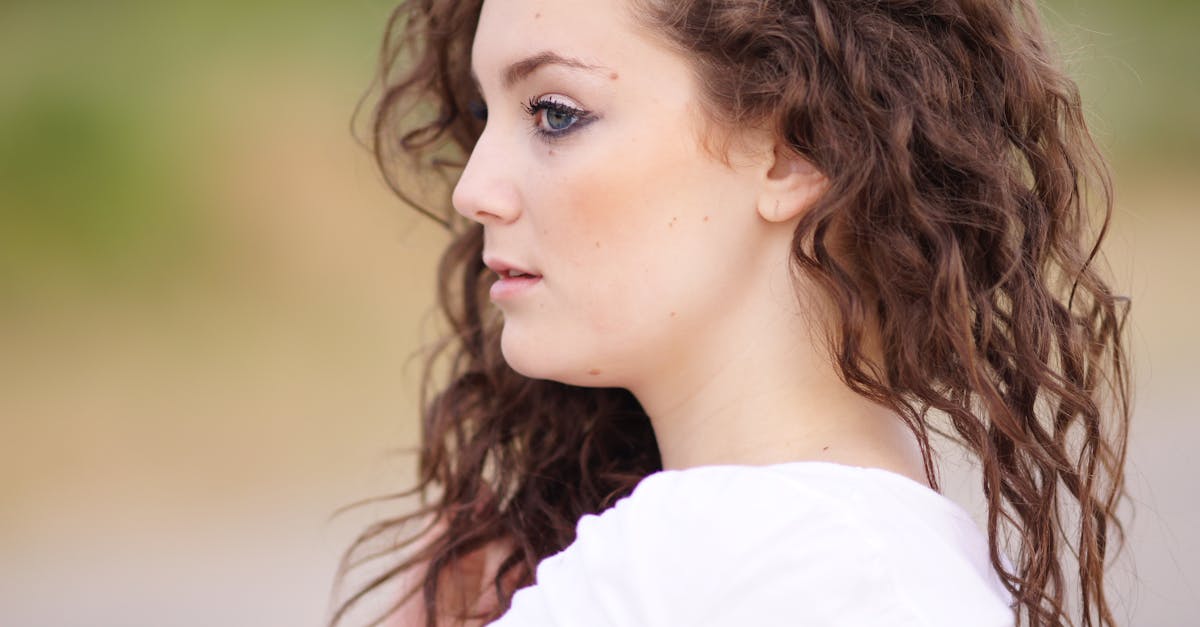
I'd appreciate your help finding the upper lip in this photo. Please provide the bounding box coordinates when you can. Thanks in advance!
[483,254,541,278]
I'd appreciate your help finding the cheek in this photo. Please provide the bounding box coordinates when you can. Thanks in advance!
[536,131,743,334]
[543,145,675,285]
[548,115,710,245]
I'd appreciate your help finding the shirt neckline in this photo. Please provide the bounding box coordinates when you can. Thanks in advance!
[656,459,974,522]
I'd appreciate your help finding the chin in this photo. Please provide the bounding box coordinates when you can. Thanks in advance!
[499,325,615,388]
[498,324,556,379]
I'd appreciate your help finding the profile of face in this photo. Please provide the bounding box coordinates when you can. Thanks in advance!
[454,0,824,389]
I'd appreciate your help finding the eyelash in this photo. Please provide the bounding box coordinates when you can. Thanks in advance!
[466,96,593,142]
[522,96,592,141]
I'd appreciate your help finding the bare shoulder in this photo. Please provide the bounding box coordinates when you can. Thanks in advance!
[386,515,516,627]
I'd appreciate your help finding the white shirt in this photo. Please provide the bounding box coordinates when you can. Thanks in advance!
[487,461,1016,626]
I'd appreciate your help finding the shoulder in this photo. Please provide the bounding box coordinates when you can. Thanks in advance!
[491,462,1015,627]
[387,513,516,627]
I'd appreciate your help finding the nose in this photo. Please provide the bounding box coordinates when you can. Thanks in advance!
[451,130,522,226]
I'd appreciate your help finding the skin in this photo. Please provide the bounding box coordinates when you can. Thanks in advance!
[399,0,935,622]
[456,0,929,483]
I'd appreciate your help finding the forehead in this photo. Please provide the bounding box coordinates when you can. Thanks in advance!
[471,0,721,156]
[472,0,636,81]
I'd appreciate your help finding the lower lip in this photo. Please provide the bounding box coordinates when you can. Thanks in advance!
[490,276,542,301]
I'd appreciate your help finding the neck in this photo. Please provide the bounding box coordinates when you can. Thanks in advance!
[625,257,931,488]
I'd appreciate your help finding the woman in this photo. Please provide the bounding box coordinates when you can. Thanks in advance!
[333,0,1131,625]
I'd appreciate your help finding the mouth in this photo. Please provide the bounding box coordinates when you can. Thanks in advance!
[483,254,542,280]
[490,272,542,301]
[498,269,542,279]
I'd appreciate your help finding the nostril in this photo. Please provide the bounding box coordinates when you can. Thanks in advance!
[453,188,521,225]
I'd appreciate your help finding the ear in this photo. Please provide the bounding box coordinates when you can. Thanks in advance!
[756,143,828,223]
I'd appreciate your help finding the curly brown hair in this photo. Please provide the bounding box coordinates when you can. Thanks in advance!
[331,1,1133,626]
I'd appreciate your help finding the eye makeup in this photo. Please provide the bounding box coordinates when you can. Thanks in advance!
[522,95,595,141]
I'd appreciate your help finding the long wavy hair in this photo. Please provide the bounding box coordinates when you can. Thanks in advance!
[331,1,1133,626]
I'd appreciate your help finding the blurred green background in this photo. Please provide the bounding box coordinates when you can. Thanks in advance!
[0,1,1196,625]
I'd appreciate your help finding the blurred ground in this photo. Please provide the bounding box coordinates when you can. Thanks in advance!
[0,1,1196,626]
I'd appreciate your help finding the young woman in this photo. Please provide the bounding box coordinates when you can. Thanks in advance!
[333,1,1132,625]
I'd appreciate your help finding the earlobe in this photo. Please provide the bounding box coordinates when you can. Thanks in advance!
[756,143,828,223]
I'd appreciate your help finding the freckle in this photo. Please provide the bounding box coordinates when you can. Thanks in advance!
[703,215,709,222]
[595,241,601,248]
[588,368,602,375]
[670,311,677,318]
[609,72,619,80]
[548,149,556,157]
[535,12,541,18]
[822,446,830,451]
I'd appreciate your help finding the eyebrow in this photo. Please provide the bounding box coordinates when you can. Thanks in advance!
[470,50,611,92]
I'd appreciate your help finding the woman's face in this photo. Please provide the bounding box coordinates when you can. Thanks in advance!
[454,0,785,387]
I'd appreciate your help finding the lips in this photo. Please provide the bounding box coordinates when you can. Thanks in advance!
[483,254,542,301]
[483,254,542,279]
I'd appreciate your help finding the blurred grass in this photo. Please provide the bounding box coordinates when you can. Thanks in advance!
[0,0,398,306]
[1041,0,1200,170]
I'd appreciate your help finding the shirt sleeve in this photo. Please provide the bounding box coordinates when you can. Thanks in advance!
[486,465,1013,627]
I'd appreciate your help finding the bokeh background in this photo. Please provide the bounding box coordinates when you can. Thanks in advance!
[1,1,1196,625]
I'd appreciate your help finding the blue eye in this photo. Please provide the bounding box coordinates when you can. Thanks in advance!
[543,106,575,131]
[522,96,592,140]
[467,98,488,121]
